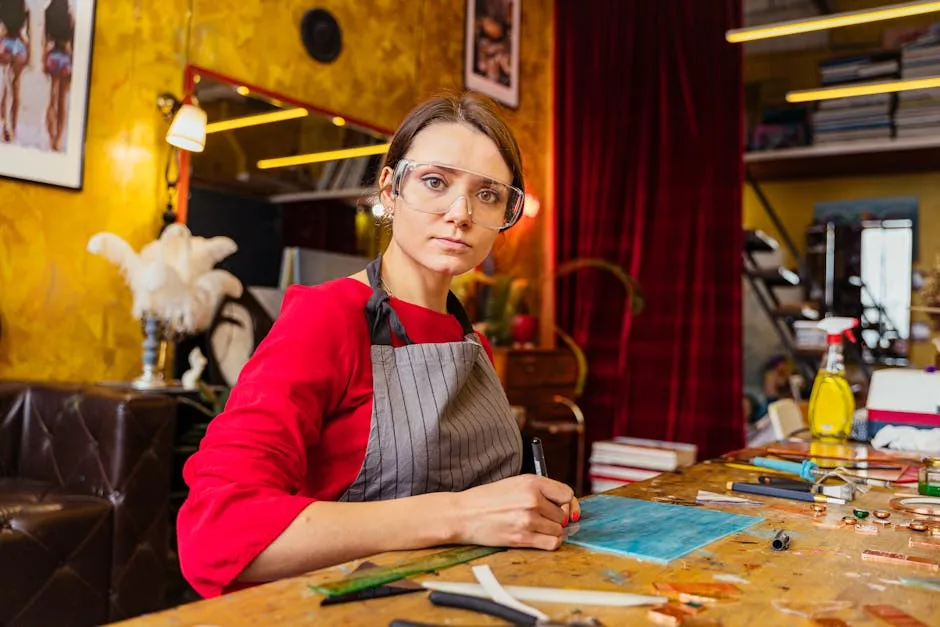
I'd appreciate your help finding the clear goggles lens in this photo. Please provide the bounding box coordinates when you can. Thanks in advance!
[393,160,523,231]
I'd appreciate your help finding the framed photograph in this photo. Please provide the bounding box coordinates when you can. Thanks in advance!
[464,0,520,109]
[0,0,96,190]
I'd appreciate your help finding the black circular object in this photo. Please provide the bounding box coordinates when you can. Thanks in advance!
[300,8,342,63]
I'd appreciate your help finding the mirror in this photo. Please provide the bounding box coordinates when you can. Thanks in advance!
[182,66,393,289]
[175,66,394,386]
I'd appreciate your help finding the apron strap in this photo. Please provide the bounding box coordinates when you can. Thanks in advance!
[446,291,475,337]
[365,255,413,346]
[364,255,476,345]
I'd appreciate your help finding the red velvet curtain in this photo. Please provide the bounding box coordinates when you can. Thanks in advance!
[554,0,745,460]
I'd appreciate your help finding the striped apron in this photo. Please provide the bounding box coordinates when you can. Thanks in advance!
[339,256,523,502]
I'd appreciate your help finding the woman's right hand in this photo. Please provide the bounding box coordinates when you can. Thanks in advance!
[452,474,579,551]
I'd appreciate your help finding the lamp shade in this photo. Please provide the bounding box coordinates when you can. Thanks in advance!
[166,103,207,152]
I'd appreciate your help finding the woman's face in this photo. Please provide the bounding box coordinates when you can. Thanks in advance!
[379,122,513,278]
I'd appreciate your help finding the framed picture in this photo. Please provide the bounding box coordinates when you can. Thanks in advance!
[0,0,96,190]
[464,0,520,109]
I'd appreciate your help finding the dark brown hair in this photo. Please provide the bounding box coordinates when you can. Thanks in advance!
[381,92,525,195]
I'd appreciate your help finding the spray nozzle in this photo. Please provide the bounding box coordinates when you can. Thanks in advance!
[817,317,858,345]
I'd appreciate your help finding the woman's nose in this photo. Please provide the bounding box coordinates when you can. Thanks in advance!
[444,195,472,226]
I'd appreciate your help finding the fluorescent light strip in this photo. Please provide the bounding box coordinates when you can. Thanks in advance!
[205,108,308,134]
[257,143,391,169]
[786,76,940,102]
[726,0,940,43]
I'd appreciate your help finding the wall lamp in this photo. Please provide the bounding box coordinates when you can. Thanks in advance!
[157,93,207,153]
[523,193,540,218]
[726,0,940,43]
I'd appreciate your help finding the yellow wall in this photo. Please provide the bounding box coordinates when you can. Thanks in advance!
[0,0,188,381]
[189,0,556,343]
[0,0,556,381]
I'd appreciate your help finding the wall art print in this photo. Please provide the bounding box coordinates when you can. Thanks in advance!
[464,0,520,108]
[0,0,95,190]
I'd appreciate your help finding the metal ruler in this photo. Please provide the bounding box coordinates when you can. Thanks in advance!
[309,546,504,598]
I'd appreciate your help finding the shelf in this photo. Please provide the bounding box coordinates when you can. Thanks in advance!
[744,136,940,181]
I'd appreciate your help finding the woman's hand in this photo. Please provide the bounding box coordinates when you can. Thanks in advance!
[453,474,581,551]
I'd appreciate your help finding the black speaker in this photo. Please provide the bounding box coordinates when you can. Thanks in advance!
[300,8,342,63]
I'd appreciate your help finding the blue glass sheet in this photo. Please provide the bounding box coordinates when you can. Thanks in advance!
[564,495,763,563]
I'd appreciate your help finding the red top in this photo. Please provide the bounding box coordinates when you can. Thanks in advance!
[177,278,493,598]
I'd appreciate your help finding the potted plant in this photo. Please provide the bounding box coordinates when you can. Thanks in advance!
[452,257,644,356]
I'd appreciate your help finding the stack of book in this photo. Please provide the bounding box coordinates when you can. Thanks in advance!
[588,437,698,494]
[896,27,940,139]
[812,52,899,145]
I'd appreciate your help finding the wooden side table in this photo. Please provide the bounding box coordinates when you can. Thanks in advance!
[492,348,587,495]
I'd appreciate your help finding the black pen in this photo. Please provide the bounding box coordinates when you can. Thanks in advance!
[757,476,813,492]
[532,437,548,477]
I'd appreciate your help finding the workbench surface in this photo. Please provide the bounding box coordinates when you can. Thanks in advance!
[113,458,940,626]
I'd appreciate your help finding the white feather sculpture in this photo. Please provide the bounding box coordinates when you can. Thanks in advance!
[88,224,243,335]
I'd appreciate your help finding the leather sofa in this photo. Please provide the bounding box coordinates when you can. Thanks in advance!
[0,382,176,626]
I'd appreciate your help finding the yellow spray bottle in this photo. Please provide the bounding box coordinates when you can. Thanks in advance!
[808,316,858,442]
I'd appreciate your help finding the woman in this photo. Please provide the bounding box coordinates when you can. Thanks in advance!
[42,0,71,151]
[178,93,581,598]
[0,0,29,143]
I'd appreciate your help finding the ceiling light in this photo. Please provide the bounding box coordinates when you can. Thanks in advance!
[332,116,346,127]
[236,86,250,96]
[786,76,940,102]
[205,108,309,133]
[257,143,391,169]
[726,0,940,43]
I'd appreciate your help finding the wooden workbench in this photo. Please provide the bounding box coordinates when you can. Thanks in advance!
[112,460,939,627]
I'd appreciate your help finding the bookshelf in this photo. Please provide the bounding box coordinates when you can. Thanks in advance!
[745,135,940,181]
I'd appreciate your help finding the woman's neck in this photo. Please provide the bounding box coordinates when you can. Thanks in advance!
[380,243,451,313]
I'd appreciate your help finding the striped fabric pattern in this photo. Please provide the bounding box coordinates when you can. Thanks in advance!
[340,336,522,502]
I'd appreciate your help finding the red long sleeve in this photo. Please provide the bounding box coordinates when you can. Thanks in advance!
[177,283,359,597]
[177,279,492,598]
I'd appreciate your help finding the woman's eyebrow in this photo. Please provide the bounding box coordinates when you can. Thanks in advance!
[417,161,511,186]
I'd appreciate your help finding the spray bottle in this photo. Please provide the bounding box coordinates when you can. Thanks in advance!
[808,317,858,442]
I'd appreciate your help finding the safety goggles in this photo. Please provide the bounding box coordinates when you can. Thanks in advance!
[391,159,524,231]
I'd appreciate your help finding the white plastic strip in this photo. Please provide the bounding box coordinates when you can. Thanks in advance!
[696,490,762,505]
[425,580,668,607]
[471,565,549,621]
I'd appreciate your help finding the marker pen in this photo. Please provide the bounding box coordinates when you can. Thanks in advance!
[532,438,548,477]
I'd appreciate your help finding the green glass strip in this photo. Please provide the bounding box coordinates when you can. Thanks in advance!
[309,545,504,598]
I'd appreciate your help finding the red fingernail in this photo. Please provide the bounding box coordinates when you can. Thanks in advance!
[572,511,580,523]
[563,514,569,527]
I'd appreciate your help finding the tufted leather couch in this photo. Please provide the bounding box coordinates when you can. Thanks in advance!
[0,382,176,627]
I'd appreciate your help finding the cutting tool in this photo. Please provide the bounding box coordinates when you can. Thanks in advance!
[389,591,603,626]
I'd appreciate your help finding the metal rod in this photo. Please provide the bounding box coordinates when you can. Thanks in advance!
[745,167,802,267]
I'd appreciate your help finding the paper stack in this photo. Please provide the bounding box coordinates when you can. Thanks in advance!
[589,437,697,494]
[896,27,940,139]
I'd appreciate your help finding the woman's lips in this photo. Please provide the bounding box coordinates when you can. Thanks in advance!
[434,237,471,251]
